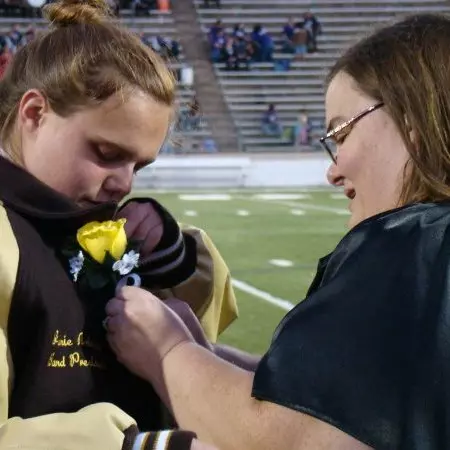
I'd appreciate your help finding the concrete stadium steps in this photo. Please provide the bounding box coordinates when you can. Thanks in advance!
[195,0,450,152]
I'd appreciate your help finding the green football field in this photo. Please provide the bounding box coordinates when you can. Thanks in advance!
[132,188,350,356]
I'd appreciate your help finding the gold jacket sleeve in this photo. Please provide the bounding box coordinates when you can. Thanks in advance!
[0,205,136,450]
[153,225,239,343]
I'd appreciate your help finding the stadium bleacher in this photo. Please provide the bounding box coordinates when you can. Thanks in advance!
[2,0,450,153]
[194,0,450,152]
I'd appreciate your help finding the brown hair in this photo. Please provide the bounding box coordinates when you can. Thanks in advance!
[0,0,176,161]
[327,14,450,205]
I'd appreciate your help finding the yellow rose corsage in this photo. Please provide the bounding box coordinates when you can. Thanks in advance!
[65,219,140,290]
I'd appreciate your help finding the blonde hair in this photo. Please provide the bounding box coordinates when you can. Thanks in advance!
[0,0,176,161]
[327,14,450,205]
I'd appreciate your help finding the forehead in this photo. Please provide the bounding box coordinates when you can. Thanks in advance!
[325,72,371,124]
[81,92,172,158]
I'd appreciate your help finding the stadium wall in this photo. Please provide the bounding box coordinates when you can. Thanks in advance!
[134,153,330,189]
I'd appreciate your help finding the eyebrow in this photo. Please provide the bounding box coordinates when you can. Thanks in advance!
[326,116,346,133]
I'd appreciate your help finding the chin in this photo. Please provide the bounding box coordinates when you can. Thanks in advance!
[347,214,362,230]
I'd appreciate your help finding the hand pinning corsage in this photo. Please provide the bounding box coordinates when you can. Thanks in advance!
[63,219,142,292]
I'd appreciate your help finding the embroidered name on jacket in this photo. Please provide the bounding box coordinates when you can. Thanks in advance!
[47,330,105,369]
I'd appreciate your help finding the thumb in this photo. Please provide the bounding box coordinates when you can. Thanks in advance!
[191,439,220,450]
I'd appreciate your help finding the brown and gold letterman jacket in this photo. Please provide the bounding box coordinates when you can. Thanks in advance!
[0,157,238,449]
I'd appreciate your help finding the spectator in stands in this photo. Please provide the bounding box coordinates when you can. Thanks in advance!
[223,35,236,70]
[291,27,308,60]
[157,35,180,60]
[6,23,23,53]
[22,25,36,45]
[261,104,283,136]
[140,31,153,47]
[251,24,274,62]
[131,0,155,16]
[203,0,220,8]
[233,23,247,40]
[208,19,223,44]
[106,0,119,15]
[223,35,250,71]
[300,11,321,53]
[179,97,201,131]
[0,0,29,18]
[0,43,12,79]
[233,35,251,70]
[282,16,296,51]
[210,28,225,62]
[294,111,311,146]
[144,34,180,61]
[200,138,218,153]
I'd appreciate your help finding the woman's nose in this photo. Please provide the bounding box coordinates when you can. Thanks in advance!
[326,161,344,187]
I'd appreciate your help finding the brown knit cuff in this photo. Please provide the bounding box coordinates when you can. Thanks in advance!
[122,425,139,450]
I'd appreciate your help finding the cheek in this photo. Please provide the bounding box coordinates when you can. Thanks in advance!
[56,160,106,199]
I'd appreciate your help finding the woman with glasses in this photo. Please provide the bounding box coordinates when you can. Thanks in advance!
[106,13,450,450]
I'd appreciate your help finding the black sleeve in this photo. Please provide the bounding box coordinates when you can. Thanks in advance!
[252,225,422,449]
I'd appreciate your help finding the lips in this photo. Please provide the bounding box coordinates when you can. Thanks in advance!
[344,187,356,200]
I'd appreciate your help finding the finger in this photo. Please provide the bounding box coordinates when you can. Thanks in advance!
[106,333,120,355]
[105,297,125,317]
[115,285,143,302]
[126,204,163,253]
[105,315,122,334]
[118,202,148,236]
[191,439,219,450]
[139,223,164,256]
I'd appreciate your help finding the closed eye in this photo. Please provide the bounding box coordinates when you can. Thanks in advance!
[93,144,124,164]
[330,129,348,145]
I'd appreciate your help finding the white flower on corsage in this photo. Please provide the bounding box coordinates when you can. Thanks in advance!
[112,250,140,276]
[69,251,85,282]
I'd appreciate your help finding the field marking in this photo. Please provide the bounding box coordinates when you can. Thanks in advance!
[231,278,295,312]
[290,209,305,216]
[239,195,349,215]
[179,194,232,201]
[237,209,250,216]
[253,193,311,200]
[269,259,294,267]
[184,210,198,216]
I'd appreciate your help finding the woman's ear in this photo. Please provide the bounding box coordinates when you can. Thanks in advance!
[17,89,48,135]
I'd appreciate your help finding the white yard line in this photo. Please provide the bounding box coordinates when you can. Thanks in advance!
[238,195,349,215]
[179,194,232,201]
[269,259,294,267]
[231,278,295,312]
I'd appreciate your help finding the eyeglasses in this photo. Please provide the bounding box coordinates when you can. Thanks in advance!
[320,102,384,164]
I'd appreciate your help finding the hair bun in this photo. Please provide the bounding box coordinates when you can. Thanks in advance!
[43,0,112,27]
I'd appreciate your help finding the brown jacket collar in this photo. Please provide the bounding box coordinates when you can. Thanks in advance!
[0,157,117,234]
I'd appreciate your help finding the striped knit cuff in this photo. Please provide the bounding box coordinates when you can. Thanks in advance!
[133,199,197,289]
[132,430,197,450]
